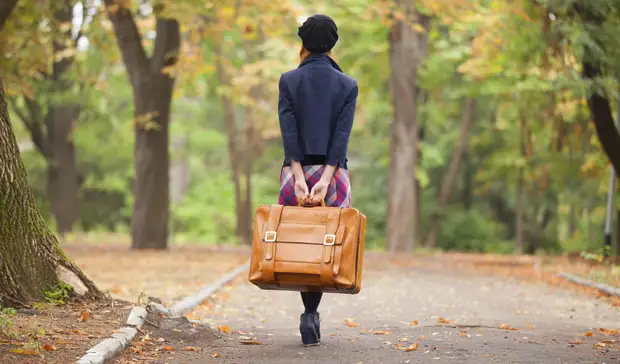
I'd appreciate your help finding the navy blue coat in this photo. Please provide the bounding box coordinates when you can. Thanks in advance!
[278,54,358,168]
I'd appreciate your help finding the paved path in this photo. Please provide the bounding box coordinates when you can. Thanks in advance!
[142,257,620,363]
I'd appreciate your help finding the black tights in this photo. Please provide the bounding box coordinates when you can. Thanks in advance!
[300,292,322,313]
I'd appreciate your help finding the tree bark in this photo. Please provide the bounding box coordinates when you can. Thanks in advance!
[46,0,81,235]
[386,1,430,252]
[577,6,620,174]
[105,1,180,249]
[0,0,17,31]
[0,78,102,307]
[616,209,620,257]
[425,98,477,248]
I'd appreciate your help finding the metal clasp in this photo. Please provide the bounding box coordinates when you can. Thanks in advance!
[323,234,336,246]
[264,231,277,242]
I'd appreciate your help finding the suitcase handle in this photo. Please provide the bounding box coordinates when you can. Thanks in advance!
[297,197,325,207]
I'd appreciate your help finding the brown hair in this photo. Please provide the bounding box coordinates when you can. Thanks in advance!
[299,46,331,62]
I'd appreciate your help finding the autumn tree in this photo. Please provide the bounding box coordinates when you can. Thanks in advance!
[10,0,89,235]
[104,0,180,249]
[386,1,431,252]
[0,1,101,307]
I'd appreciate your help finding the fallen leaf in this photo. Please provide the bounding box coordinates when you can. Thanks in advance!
[584,331,594,337]
[345,318,360,327]
[568,339,584,345]
[411,320,419,326]
[156,337,166,343]
[142,333,152,342]
[240,340,263,345]
[160,345,175,352]
[183,346,202,352]
[394,342,419,352]
[459,331,468,337]
[9,348,39,356]
[398,337,409,342]
[238,331,252,335]
[130,345,143,355]
[80,311,89,322]
[238,336,253,341]
[593,342,607,350]
[497,323,519,331]
[41,343,56,352]
[373,330,392,335]
[438,317,455,324]
[598,328,619,336]
[417,335,426,340]
[217,325,232,333]
[213,352,221,358]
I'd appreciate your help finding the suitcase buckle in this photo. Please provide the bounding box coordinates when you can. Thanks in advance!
[323,234,336,246]
[264,231,277,242]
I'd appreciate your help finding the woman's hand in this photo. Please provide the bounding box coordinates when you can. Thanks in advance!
[291,160,309,200]
[294,179,310,200]
[309,180,329,201]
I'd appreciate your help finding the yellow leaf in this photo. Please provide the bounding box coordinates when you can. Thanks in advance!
[345,318,360,327]
[372,330,392,335]
[239,340,263,345]
[217,325,232,333]
[9,348,39,356]
[411,320,419,326]
[183,346,202,352]
[394,342,419,352]
[160,345,175,352]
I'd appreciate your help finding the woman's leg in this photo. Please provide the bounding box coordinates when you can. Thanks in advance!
[300,292,307,308]
[304,292,322,313]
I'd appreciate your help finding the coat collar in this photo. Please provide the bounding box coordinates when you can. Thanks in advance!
[299,54,343,73]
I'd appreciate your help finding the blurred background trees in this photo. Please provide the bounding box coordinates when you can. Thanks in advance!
[2,0,620,256]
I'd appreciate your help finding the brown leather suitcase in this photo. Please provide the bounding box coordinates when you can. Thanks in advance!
[248,202,367,294]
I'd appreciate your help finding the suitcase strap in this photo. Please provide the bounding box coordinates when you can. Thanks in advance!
[262,205,283,285]
[320,209,341,287]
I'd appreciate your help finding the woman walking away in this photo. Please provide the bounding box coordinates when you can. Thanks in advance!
[277,14,359,346]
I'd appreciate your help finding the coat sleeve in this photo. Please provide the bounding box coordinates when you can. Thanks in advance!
[327,82,359,166]
[278,74,302,161]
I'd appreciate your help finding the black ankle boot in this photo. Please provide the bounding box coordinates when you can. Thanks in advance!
[311,312,321,341]
[299,313,319,346]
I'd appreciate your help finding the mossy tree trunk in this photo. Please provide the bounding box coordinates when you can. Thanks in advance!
[0,78,101,307]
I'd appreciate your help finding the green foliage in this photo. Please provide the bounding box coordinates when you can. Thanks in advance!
[436,209,513,254]
[44,282,73,305]
[5,0,620,256]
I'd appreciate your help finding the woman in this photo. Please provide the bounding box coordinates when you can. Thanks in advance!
[277,14,359,346]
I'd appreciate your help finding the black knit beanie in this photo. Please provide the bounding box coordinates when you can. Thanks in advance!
[298,14,338,53]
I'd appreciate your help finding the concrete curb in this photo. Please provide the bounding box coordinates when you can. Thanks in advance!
[75,261,249,363]
[170,261,249,316]
[76,306,148,364]
[556,272,620,298]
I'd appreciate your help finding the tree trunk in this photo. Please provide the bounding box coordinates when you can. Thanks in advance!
[0,78,101,307]
[462,150,473,210]
[425,98,477,248]
[46,0,81,235]
[515,114,527,254]
[386,1,431,252]
[616,209,620,257]
[0,0,17,31]
[578,6,620,174]
[105,2,180,249]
